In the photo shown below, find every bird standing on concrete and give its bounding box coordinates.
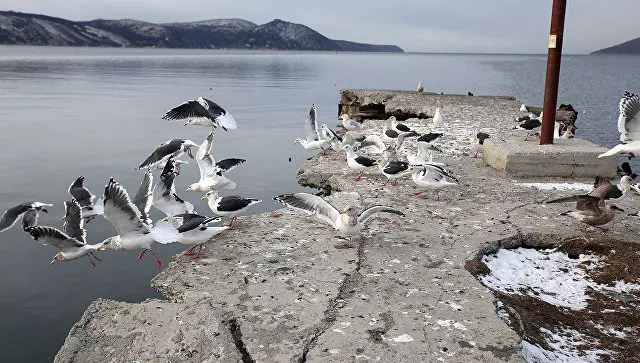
[342,144,378,181]
[340,114,362,131]
[417,82,424,93]
[472,131,490,158]
[412,165,459,200]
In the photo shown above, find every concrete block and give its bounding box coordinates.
[483,136,618,178]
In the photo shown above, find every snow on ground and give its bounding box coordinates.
[521,327,611,363]
[515,182,593,192]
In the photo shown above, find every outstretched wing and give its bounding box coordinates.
[133,170,154,225]
[357,206,404,225]
[103,178,149,237]
[153,161,195,217]
[28,226,84,250]
[68,176,95,207]
[304,104,319,141]
[273,193,339,228]
[196,132,216,180]
[162,100,211,120]
[63,200,86,243]
[215,158,246,173]
[618,91,640,142]
[137,140,183,170]
[0,202,32,232]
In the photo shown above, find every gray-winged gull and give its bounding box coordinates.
[0,201,53,232]
[101,177,180,268]
[339,114,361,131]
[162,97,237,131]
[28,199,104,266]
[67,176,104,223]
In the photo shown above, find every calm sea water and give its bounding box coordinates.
[0,46,638,362]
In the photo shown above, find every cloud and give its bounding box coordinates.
[2,0,640,53]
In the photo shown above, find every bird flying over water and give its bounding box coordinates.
[162,97,237,131]
[137,139,199,170]
[598,91,640,159]
[67,176,104,223]
[0,201,53,232]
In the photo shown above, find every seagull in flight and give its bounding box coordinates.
[137,139,199,170]
[294,104,331,154]
[0,201,52,232]
[162,97,237,131]
[598,91,640,159]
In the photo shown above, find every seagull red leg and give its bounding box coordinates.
[137,249,147,260]
[90,252,102,262]
[87,255,96,267]
[147,249,163,268]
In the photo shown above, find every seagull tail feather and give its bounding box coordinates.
[218,113,237,130]
[151,221,181,244]
[92,198,105,215]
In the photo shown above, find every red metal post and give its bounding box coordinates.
[540,0,567,145]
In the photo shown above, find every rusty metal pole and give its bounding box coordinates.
[540,0,567,145]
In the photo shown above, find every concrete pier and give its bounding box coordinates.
[55,91,637,362]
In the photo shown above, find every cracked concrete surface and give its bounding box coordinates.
[55,93,639,362]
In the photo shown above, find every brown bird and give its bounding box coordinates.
[546,178,624,234]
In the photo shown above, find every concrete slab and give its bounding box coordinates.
[483,137,618,178]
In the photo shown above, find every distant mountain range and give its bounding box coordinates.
[592,37,640,54]
[0,11,403,52]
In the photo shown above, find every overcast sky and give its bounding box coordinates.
[2,0,639,53]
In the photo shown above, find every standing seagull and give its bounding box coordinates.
[202,190,262,229]
[153,158,196,217]
[0,202,52,232]
[28,199,104,266]
[101,178,180,268]
[417,82,424,93]
[598,91,640,159]
[137,139,199,170]
[343,144,378,181]
[294,104,331,154]
[162,97,237,131]
[172,213,228,259]
[412,165,459,200]
[185,132,237,192]
[273,192,404,237]
[433,108,444,126]
[472,131,490,158]
[67,176,104,223]
[340,114,362,131]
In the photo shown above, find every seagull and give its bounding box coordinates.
[67,176,104,223]
[137,139,199,170]
[412,165,459,200]
[28,199,104,266]
[416,132,443,146]
[472,131,490,158]
[0,202,52,232]
[382,122,419,142]
[162,97,237,131]
[357,135,387,154]
[380,159,411,187]
[202,190,262,229]
[339,114,361,131]
[520,104,528,112]
[617,161,638,180]
[132,169,154,225]
[406,143,443,166]
[185,132,237,192]
[433,108,444,126]
[390,118,415,134]
[598,91,640,159]
[153,158,196,217]
[561,125,576,139]
[417,82,424,93]
[171,213,228,259]
[155,158,189,175]
[273,192,404,238]
[101,177,180,268]
[294,104,331,154]
[514,118,542,139]
[591,176,634,202]
[342,144,378,181]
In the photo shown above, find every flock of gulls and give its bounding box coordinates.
[2,88,640,268]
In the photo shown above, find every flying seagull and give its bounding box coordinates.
[153,158,196,217]
[0,201,53,232]
[137,139,199,170]
[101,177,180,268]
[185,131,237,192]
[273,192,404,237]
[67,176,104,223]
[598,91,640,159]
[162,97,237,131]
[28,199,104,266]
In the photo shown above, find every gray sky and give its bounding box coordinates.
[2,0,640,53]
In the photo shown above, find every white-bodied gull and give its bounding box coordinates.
[294,104,331,154]
[598,91,640,159]
[101,177,180,268]
[153,158,196,217]
[202,190,262,229]
[170,213,228,259]
[339,114,361,131]
[137,139,199,170]
[162,97,237,131]
[412,164,459,200]
[185,131,237,192]
[343,144,378,181]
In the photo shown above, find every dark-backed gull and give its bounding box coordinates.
[162,97,237,131]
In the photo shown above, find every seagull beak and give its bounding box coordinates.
[339,209,345,214]
[293,140,298,145]
[50,259,56,265]
[96,245,103,251]
[201,195,207,201]
[156,145,162,149]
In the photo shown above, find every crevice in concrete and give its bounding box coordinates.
[222,315,255,363]
[291,237,366,363]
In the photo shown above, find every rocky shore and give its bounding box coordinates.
[55,93,638,362]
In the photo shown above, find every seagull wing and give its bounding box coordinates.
[588,179,612,200]
[273,193,339,228]
[28,226,84,250]
[360,135,386,152]
[174,213,220,233]
[201,98,237,130]
[357,206,404,225]
[137,140,183,170]
[63,200,86,243]
[196,132,216,180]
[153,160,195,217]
[0,202,32,232]
[215,158,246,173]
[68,176,95,207]
[22,209,38,231]
[618,91,640,142]
[162,100,211,120]
[304,105,319,141]
[423,164,459,183]
[103,178,149,237]
[133,170,154,224]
